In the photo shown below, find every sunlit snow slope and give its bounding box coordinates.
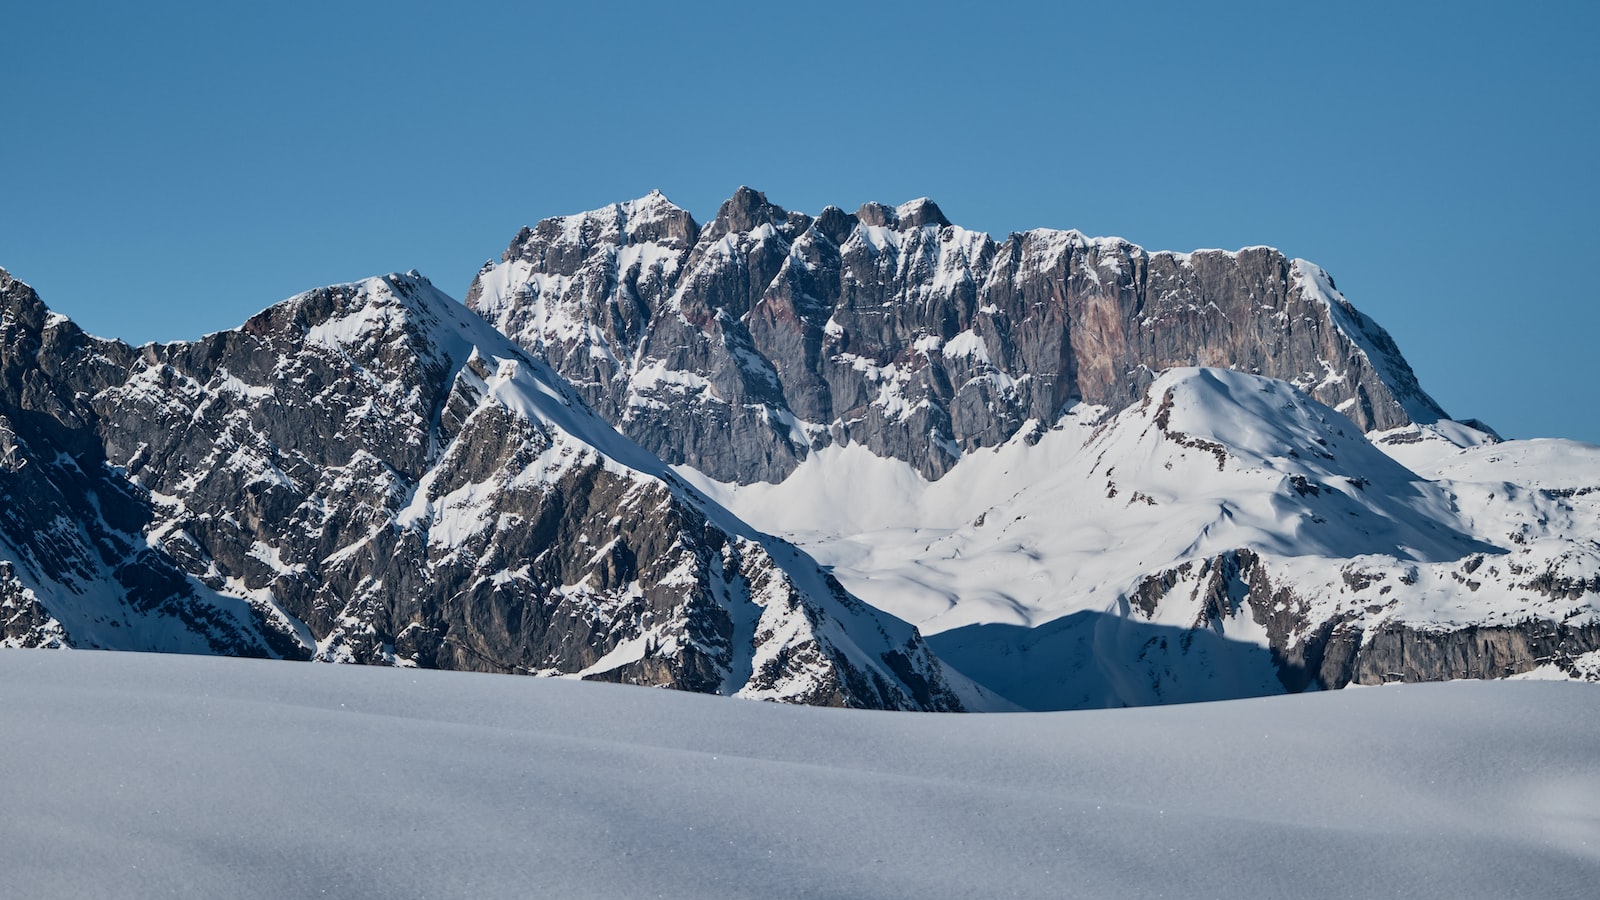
[2,650,1596,900]
[474,190,1598,710]
[683,368,1600,709]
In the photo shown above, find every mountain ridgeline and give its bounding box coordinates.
[0,268,974,710]
[467,188,1444,484]
[1,188,1596,710]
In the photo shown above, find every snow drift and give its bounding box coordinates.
[2,649,1596,900]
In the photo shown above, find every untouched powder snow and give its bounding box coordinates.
[2,650,1597,900]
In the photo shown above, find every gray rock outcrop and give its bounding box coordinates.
[1127,548,1600,694]
[468,188,1445,483]
[0,267,969,710]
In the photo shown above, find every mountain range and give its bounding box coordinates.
[3,188,1596,709]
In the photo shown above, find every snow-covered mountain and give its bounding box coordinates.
[3,189,1596,711]
[476,190,1599,709]
[468,187,1444,484]
[685,367,1599,708]
[0,267,977,710]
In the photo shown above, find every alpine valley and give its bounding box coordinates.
[3,189,1597,710]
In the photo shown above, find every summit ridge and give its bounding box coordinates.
[1,191,1595,710]
[469,188,1447,484]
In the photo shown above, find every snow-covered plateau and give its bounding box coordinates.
[3,649,1596,900]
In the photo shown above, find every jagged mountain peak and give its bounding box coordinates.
[496,192,699,272]
[812,205,857,246]
[243,271,489,373]
[603,189,698,242]
[701,187,958,248]
[895,197,951,228]
[554,189,692,230]
[700,186,810,246]
[1014,225,1136,257]
[853,197,952,230]
[470,191,1456,484]
[232,270,654,477]
[1,267,980,710]
[717,185,775,223]
[0,267,52,327]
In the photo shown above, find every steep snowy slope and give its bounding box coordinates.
[685,368,1600,709]
[5,650,1598,900]
[0,267,976,710]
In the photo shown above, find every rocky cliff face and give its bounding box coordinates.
[0,267,972,710]
[3,189,1592,711]
[0,271,300,657]
[1122,548,1600,700]
[468,188,1445,483]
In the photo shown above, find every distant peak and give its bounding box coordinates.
[0,266,54,324]
[813,206,857,245]
[506,192,697,261]
[0,266,31,296]
[541,191,687,229]
[895,197,950,228]
[619,190,697,245]
[852,198,951,230]
[246,270,455,340]
[620,188,686,218]
[715,186,787,234]
[854,201,896,228]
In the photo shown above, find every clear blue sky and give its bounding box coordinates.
[4,1,1596,443]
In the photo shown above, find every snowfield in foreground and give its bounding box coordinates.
[3,651,1597,900]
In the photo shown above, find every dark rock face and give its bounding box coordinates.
[469,189,1445,483]
[1126,548,1600,694]
[0,267,967,710]
[1348,620,1600,684]
[3,191,1580,711]
[0,270,298,656]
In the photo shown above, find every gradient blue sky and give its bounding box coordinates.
[4,1,1596,442]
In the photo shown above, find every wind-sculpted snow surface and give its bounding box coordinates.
[469,188,1445,483]
[4,650,1598,900]
[0,267,973,710]
[688,368,1600,709]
